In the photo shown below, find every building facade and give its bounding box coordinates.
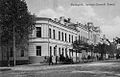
[0,29,29,66]
[0,43,29,66]
[29,17,101,63]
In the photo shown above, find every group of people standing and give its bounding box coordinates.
[49,55,58,65]
[48,54,73,65]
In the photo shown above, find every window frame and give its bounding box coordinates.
[21,50,24,57]
[49,28,51,38]
[36,46,41,56]
[53,29,55,39]
[36,27,42,38]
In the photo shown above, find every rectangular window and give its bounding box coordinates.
[36,46,41,56]
[59,48,61,55]
[69,34,70,42]
[10,48,13,57]
[36,27,41,37]
[50,46,52,56]
[72,35,73,43]
[21,50,24,57]
[65,33,67,42]
[58,31,60,40]
[49,28,51,38]
[53,29,55,39]
[62,32,64,41]
[54,47,56,56]
[62,48,64,56]
[65,48,67,56]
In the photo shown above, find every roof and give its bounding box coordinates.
[35,17,78,31]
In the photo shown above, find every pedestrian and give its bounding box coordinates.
[116,54,119,59]
[56,56,58,64]
[49,55,53,65]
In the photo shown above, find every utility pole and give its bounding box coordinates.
[87,22,91,56]
[13,25,16,66]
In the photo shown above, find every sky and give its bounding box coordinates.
[25,0,120,41]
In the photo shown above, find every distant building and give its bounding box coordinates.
[117,44,120,49]
[0,25,29,66]
[29,17,101,63]
[0,41,29,66]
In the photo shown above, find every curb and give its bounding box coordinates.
[0,68,11,71]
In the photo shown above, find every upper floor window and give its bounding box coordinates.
[36,46,41,56]
[62,32,64,41]
[49,28,51,38]
[69,34,71,42]
[65,33,67,42]
[58,31,60,40]
[36,27,41,37]
[53,29,55,39]
[72,35,73,43]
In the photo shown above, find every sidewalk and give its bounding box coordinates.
[0,67,11,71]
[1,59,120,71]
[11,63,82,71]
[0,62,87,71]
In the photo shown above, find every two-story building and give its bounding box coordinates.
[29,17,101,63]
[29,17,78,63]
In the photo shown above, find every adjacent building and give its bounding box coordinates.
[0,42,29,66]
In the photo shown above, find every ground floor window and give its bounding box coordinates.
[50,46,52,56]
[65,48,67,56]
[62,48,64,56]
[21,50,24,57]
[59,47,61,55]
[36,46,41,56]
[10,47,13,57]
[54,47,56,56]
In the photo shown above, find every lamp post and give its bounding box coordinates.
[13,24,16,66]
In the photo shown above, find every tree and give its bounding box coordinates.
[0,0,35,66]
[94,42,115,60]
[94,43,105,60]
[72,40,89,52]
[115,37,120,44]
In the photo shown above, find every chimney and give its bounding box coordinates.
[87,22,93,27]
[54,18,58,22]
[59,16,65,24]
[67,18,71,23]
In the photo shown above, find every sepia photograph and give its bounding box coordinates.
[0,0,120,77]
